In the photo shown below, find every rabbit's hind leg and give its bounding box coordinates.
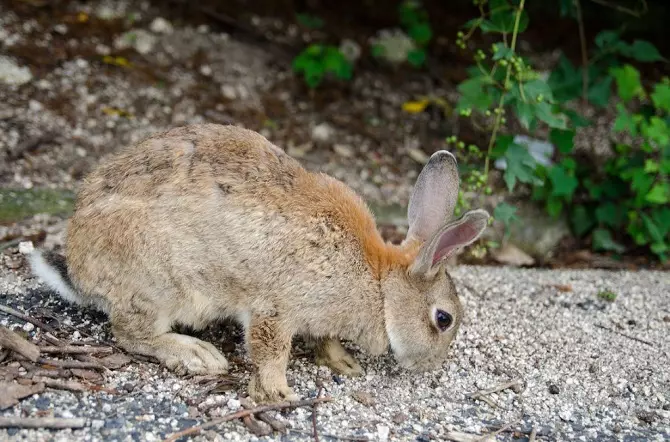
[313,337,364,377]
[109,298,229,376]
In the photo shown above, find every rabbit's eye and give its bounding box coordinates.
[435,309,453,332]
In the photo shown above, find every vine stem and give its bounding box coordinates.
[483,0,526,178]
[574,0,589,103]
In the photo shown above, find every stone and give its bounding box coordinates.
[0,56,33,86]
[491,243,535,267]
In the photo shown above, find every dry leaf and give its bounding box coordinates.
[402,99,430,114]
[0,381,45,410]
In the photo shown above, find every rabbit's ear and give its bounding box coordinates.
[410,209,490,276]
[407,151,459,242]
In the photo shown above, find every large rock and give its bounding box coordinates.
[506,203,570,263]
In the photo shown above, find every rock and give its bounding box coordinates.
[226,398,241,410]
[18,241,34,255]
[549,384,560,394]
[369,28,416,64]
[0,56,33,86]
[407,148,429,164]
[114,30,157,55]
[376,425,390,441]
[494,135,555,170]
[339,39,361,63]
[333,144,354,158]
[351,390,375,407]
[221,84,237,100]
[506,203,570,262]
[311,123,335,144]
[149,18,174,34]
[491,243,535,267]
[392,412,408,424]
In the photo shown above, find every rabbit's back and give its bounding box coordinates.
[65,124,405,341]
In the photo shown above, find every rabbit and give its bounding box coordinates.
[28,123,489,403]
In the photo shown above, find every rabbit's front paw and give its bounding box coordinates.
[156,334,230,376]
[315,338,364,377]
[248,374,299,404]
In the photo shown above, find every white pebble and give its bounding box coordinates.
[18,241,34,255]
[377,425,390,441]
[23,322,35,332]
[227,398,241,410]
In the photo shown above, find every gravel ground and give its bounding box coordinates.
[1,257,668,441]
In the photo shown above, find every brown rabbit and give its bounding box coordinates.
[29,123,489,403]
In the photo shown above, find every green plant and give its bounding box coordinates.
[398,0,433,66]
[292,44,353,88]
[597,290,617,302]
[548,29,666,109]
[442,0,568,211]
[535,68,669,261]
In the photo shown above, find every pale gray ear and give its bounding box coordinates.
[410,209,490,276]
[407,150,459,241]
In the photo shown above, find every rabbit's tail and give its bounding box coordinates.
[28,250,83,305]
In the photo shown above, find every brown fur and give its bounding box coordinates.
[30,123,477,403]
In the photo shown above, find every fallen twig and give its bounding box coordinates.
[34,376,88,392]
[0,416,86,429]
[0,305,58,335]
[240,397,285,433]
[312,387,324,442]
[594,324,656,347]
[529,427,537,442]
[290,429,369,441]
[163,397,333,442]
[468,378,525,401]
[0,325,40,362]
[37,357,106,371]
[39,345,113,355]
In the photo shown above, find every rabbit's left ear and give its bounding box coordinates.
[406,151,459,242]
[410,209,490,277]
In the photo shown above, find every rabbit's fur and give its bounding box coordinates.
[30,123,489,403]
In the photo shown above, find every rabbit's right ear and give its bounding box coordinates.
[406,150,459,242]
[410,209,490,277]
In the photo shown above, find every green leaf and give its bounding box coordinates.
[407,49,427,67]
[587,76,613,107]
[651,83,670,113]
[646,182,669,204]
[514,98,534,130]
[651,207,670,237]
[296,13,324,29]
[503,142,541,191]
[563,108,592,128]
[549,128,575,154]
[535,101,567,129]
[408,23,432,45]
[546,196,564,218]
[641,213,664,243]
[595,30,621,48]
[491,134,514,158]
[613,103,638,135]
[571,205,595,236]
[492,44,513,61]
[371,44,385,58]
[611,64,645,103]
[494,202,518,230]
[641,116,670,147]
[592,228,626,253]
[595,202,626,228]
[457,76,494,112]
[622,40,665,62]
[548,165,578,199]
[481,0,529,34]
[548,54,582,103]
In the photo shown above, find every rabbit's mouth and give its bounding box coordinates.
[396,354,444,372]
